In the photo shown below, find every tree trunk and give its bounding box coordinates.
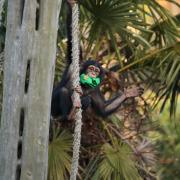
[0,0,61,180]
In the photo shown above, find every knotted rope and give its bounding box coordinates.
[69,3,82,180]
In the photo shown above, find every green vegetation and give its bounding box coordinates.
[151,99,180,180]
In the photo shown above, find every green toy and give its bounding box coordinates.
[80,73,100,88]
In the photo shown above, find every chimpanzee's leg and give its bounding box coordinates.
[81,96,91,110]
[58,87,72,120]
[51,87,72,120]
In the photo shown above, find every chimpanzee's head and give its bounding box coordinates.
[80,60,104,81]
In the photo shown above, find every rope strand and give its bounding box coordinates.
[69,3,82,180]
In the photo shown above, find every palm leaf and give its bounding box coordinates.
[48,129,72,180]
[92,140,142,180]
[79,0,152,61]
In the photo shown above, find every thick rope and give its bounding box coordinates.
[69,3,82,180]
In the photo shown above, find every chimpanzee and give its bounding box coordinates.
[51,0,143,121]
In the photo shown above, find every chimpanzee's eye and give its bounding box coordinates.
[95,68,100,73]
[88,66,94,71]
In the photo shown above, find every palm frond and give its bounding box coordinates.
[118,41,180,116]
[91,140,142,180]
[79,0,152,60]
[48,128,72,180]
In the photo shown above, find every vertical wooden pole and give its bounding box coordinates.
[0,0,61,179]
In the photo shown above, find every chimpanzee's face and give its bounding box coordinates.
[86,65,100,78]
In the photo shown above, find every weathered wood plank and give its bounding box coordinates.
[0,0,62,179]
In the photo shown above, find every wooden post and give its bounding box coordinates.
[0,0,61,179]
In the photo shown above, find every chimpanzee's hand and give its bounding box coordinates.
[124,85,143,98]
[67,0,77,6]
[73,99,81,108]
[71,92,81,108]
[74,85,83,96]
[68,93,81,121]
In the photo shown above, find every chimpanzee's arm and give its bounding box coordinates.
[91,89,126,117]
[66,0,83,65]
[58,2,73,87]
[66,1,73,64]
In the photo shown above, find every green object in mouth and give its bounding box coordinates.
[80,73,100,88]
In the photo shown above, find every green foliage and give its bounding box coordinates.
[150,99,180,180]
[79,0,152,61]
[48,128,72,180]
[152,43,180,116]
[90,140,142,180]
